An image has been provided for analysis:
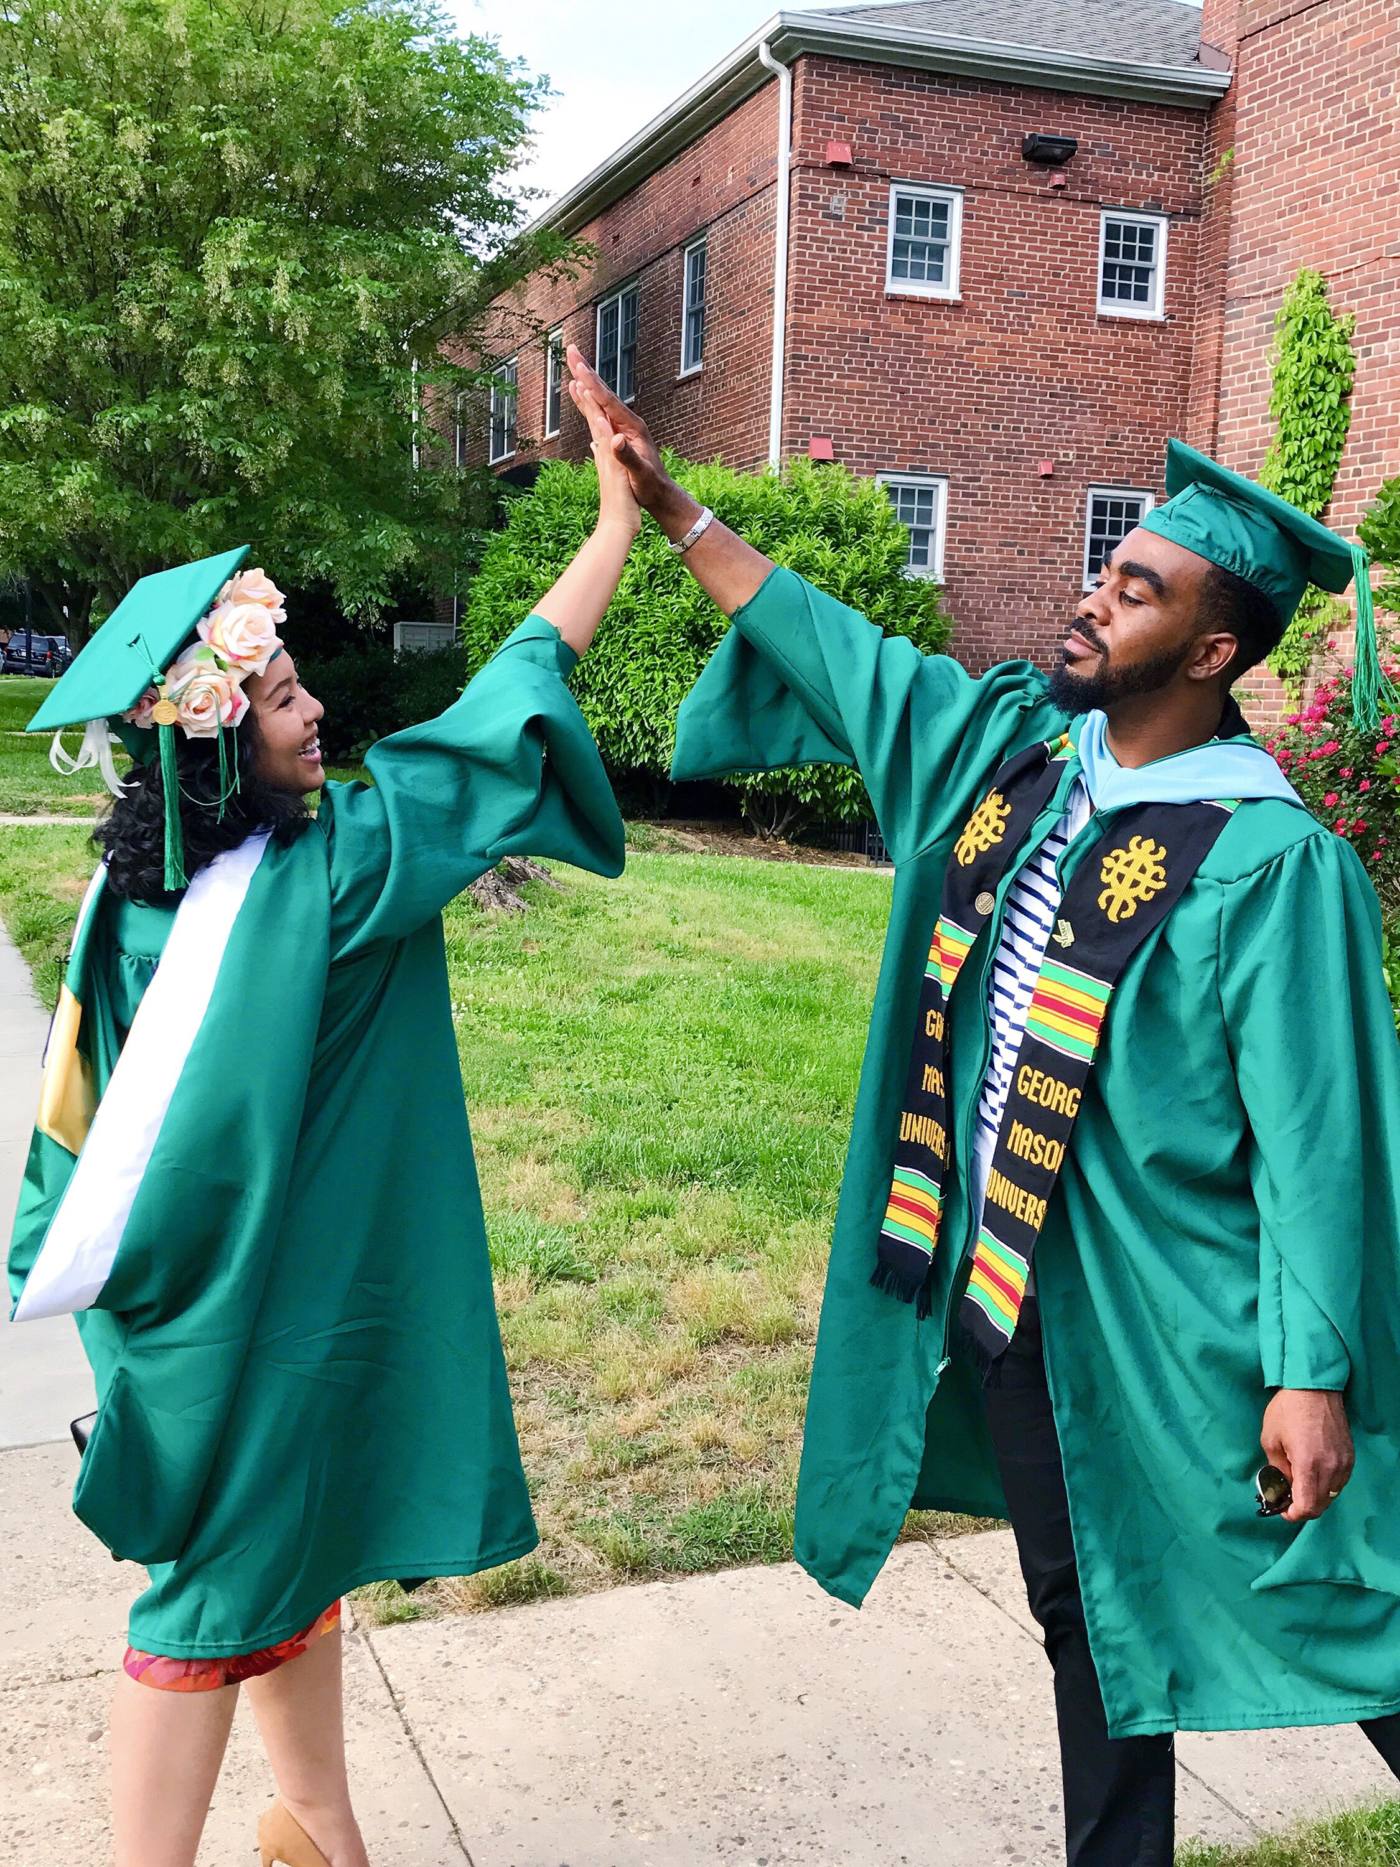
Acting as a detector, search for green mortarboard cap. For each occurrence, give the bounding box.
[26,546,251,735]
[1140,440,1396,730]
[28,545,251,893]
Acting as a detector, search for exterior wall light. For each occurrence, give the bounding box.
[1022,133,1078,166]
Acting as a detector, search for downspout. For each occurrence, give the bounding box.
[757,38,792,471]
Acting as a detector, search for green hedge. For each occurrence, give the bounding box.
[462,455,951,834]
[296,642,469,763]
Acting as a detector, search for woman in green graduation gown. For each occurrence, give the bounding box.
[8,387,633,1866]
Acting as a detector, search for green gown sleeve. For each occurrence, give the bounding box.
[1218,829,1400,1392]
[670,566,1065,863]
[322,615,625,956]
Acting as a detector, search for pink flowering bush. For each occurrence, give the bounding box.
[1264,656,1400,912]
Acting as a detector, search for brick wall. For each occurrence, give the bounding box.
[1194,0,1400,728]
[454,83,781,477]
[783,56,1207,671]
[460,13,1398,726]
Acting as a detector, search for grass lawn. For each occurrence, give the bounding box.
[0,812,983,1617]
[1177,1802,1400,1865]
[0,674,128,815]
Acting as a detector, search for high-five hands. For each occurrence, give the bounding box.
[569,371,640,540]
[566,346,685,526]
[564,343,774,615]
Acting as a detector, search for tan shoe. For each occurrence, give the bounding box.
[257,1800,330,1867]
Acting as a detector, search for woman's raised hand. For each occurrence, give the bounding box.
[569,373,641,540]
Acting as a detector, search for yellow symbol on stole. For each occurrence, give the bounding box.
[955,790,1011,867]
[1097,836,1168,923]
[1051,918,1074,949]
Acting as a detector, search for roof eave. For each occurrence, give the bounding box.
[532,8,1231,239]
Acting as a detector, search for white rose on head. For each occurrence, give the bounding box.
[216,567,286,622]
[198,601,283,677]
[165,649,250,738]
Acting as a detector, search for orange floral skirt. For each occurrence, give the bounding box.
[123,1600,342,1693]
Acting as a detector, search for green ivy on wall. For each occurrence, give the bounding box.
[1258,269,1356,693]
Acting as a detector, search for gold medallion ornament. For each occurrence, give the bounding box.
[955,790,1012,867]
[151,696,180,727]
[975,891,996,916]
[1098,836,1168,923]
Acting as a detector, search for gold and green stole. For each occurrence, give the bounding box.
[875,731,1235,1355]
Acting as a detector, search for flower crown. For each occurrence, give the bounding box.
[122,568,286,739]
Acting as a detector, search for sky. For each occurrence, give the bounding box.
[450,0,1204,213]
[448,0,828,209]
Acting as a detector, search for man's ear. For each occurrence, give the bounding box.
[1188,631,1240,684]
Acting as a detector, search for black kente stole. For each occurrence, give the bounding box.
[874,730,1235,1355]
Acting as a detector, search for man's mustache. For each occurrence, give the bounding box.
[1068,620,1108,656]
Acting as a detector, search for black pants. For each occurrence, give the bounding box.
[978,1295,1400,1866]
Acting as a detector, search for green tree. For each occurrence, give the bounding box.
[0,0,572,640]
[464,455,951,838]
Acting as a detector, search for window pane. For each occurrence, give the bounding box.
[1086,490,1148,580]
[890,192,950,287]
[1101,219,1158,307]
[683,243,707,371]
[598,298,621,391]
[545,333,563,434]
[885,480,942,575]
[489,364,516,462]
[619,285,638,401]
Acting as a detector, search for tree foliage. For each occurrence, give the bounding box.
[464,455,951,836]
[1258,268,1357,692]
[0,0,572,638]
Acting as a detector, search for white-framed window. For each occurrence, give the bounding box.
[886,184,963,300]
[878,473,949,579]
[488,358,517,464]
[680,237,707,375]
[1097,212,1168,319]
[596,282,639,402]
[544,328,564,438]
[1083,486,1156,588]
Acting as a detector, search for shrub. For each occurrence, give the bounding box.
[297,642,469,762]
[461,454,951,835]
[1264,656,1400,911]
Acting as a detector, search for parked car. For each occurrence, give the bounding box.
[1,629,72,677]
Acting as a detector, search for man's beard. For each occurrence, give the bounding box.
[1046,640,1193,715]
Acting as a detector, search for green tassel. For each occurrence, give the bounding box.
[1349,544,1400,734]
[217,719,230,822]
[158,722,187,892]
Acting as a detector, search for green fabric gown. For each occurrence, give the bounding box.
[672,567,1400,1737]
[10,615,624,1657]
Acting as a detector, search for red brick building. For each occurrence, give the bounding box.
[459,0,1398,703]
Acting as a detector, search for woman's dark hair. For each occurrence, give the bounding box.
[94,708,311,903]
[1202,562,1284,683]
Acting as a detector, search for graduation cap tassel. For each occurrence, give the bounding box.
[1349,544,1400,735]
[158,721,188,893]
[216,717,230,822]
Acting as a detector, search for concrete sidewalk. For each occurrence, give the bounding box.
[0,914,1394,1865]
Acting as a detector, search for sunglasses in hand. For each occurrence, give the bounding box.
[1255,1463,1293,1517]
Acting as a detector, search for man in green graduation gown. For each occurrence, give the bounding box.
[566,348,1400,1864]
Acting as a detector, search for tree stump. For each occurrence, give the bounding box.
[468,855,562,914]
